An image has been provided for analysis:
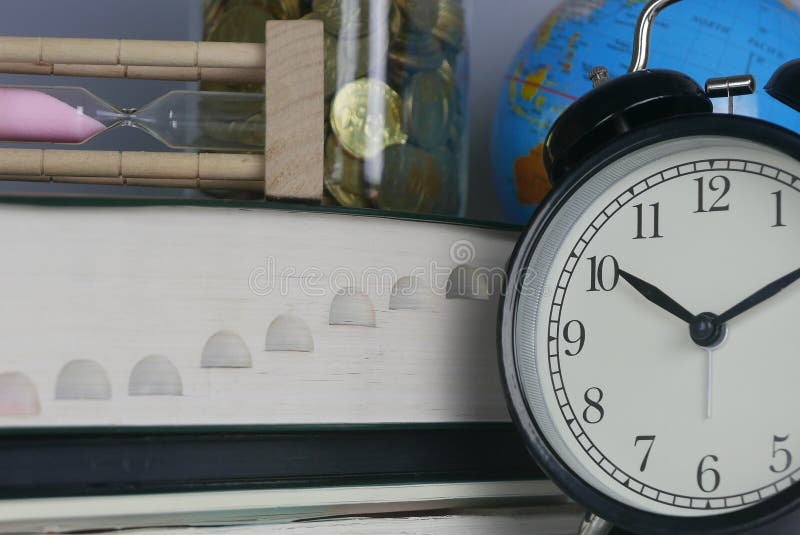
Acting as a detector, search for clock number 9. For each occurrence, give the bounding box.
[770,434,792,473]
[562,320,586,356]
[697,454,721,493]
[582,387,605,424]
[694,175,731,213]
[587,255,619,292]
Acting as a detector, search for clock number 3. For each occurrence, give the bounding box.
[694,175,731,213]
[770,434,792,473]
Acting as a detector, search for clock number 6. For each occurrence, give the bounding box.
[770,434,792,473]
[694,175,731,213]
[587,255,619,292]
[697,454,721,493]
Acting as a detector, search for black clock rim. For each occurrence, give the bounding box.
[499,113,800,535]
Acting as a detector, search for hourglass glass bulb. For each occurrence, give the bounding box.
[0,85,264,151]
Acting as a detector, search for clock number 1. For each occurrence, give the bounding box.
[772,191,787,228]
[633,203,663,239]
[587,255,619,292]
[694,175,731,213]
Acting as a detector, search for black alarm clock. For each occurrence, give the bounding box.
[499,0,800,533]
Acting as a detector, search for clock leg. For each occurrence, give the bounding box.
[578,513,613,535]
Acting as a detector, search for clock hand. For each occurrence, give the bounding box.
[704,346,713,420]
[619,270,695,323]
[717,266,800,324]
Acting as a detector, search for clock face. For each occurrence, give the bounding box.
[509,134,800,518]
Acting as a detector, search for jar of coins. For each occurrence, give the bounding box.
[205,0,468,216]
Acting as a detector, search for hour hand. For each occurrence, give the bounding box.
[619,269,695,324]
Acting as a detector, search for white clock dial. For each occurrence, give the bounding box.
[514,136,800,517]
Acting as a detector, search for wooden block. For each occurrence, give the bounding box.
[42,38,119,65]
[0,62,53,75]
[0,149,42,175]
[43,149,119,177]
[53,63,126,78]
[264,20,324,202]
[119,40,197,67]
[198,153,264,180]
[121,152,198,180]
[0,37,42,63]
[198,41,264,69]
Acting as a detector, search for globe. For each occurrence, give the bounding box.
[492,0,800,224]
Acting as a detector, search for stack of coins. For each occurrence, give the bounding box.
[319,0,466,214]
[203,0,467,215]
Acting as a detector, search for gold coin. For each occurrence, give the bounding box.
[393,0,439,33]
[204,0,228,32]
[388,31,443,72]
[207,1,275,42]
[325,136,370,208]
[313,0,372,38]
[433,0,464,50]
[430,147,461,215]
[321,28,383,98]
[268,0,302,19]
[402,69,451,150]
[377,144,443,213]
[330,78,408,159]
[204,1,275,92]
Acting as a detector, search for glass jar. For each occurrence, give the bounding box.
[204,0,469,216]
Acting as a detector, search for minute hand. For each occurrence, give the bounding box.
[619,270,695,324]
[717,267,800,324]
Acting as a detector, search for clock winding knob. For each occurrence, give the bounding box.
[588,66,610,88]
[689,312,725,347]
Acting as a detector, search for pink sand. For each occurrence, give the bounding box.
[0,88,106,143]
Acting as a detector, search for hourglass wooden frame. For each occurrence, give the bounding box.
[0,20,324,202]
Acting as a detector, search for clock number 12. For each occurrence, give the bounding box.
[694,175,731,213]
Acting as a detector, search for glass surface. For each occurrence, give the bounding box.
[204,0,469,217]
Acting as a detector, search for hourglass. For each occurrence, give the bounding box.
[0,86,264,151]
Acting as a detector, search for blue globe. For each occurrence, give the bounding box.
[492,0,800,224]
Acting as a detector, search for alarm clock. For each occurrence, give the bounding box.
[499,1,800,533]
